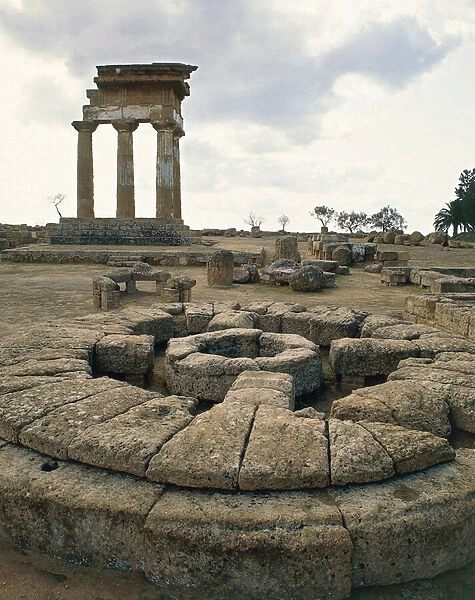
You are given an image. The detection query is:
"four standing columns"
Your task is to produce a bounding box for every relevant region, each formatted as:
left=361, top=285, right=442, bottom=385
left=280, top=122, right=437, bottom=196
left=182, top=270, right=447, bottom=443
left=113, top=120, right=139, bottom=218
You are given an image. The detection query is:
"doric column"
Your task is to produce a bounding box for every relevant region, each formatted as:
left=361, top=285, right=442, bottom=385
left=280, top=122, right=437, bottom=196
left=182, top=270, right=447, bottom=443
left=173, top=129, right=184, bottom=221
left=112, top=120, right=139, bottom=218
left=72, top=120, right=98, bottom=219
left=152, top=122, right=176, bottom=219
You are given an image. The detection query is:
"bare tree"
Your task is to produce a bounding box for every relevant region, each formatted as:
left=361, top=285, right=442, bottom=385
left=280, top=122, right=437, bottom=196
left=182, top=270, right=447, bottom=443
left=48, top=193, right=65, bottom=218
left=244, top=212, right=264, bottom=228
left=278, top=214, right=290, bottom=232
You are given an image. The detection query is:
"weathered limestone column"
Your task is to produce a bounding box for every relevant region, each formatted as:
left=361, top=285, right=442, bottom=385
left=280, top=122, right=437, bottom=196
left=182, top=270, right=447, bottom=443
left=207, top=250, right=234, bottom=287
left=72, top=120, right=98, bottom=218
left=275, top=236, right=300, bottom=262
left=113, top=120, right=139, bottom=218
left=173, top=130, right=184, bottom=221
left=152, top=122, right=175, bottom=219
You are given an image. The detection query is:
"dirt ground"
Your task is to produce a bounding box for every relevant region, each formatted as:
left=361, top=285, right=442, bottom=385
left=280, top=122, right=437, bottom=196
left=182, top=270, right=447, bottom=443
left=0, top=236, right=474, bottom=600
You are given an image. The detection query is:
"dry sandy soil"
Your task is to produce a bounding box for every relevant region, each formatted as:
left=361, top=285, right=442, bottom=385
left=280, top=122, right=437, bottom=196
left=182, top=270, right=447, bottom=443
left=0, top=236, right=474, bottom=600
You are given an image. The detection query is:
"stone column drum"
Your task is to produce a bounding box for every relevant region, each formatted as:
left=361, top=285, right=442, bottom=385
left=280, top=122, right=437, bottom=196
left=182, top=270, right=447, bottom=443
left=153, top=123, right=175, bottom=219
left=72, top=120, right=98, bottom=219
left=113, top=120, right=139, bottom=218
left=275, top=236, right=300, bottom=262
left=207, top=250, right=234, bottom=287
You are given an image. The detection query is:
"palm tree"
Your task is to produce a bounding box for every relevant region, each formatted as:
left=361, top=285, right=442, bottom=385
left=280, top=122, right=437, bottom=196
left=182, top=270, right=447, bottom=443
left=434, top=200, right=464, bottom=236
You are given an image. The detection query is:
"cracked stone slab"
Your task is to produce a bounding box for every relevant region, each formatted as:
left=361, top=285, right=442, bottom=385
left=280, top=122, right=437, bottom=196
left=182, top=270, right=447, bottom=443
left=0, top=377, right=123, bottom=442
left=144, top=487, right=352, bottom=600
left=0, top=358, right=92, bottom=378
left=0, top=444, right=163, bottom=570
left=228, top=370, right=295, bottom=404
left=0, top=346, right=91, bottom=368
left=329, top=419, right=394, bottom=485
left=328, top=449, right=475, bottom=588
left=18, top=384, right=160, bottom=459
left=238, top=406, right=329, bottom=490
left=68, top=395, right=197, bottom=477
left=352, top=380, right=452, bottom=438
left=359, top=421, right=455, bottom=474
left=146, top=403, right=256, bottom=490
left=331, top=394, right=396, bottom=426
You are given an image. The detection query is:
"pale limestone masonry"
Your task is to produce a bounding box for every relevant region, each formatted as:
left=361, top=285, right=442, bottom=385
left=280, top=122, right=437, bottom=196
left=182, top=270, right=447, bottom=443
left=405, top=293, right=475, bottom=339
left=0, top=302, right=474, bottom=598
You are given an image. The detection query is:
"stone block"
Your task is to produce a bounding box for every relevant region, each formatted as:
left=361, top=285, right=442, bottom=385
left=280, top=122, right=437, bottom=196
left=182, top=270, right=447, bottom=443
left=329, top=338, right=419, bottom=378
left=68, top=395, right=196, bottom=476
left=94, top=334, right=154, bottom=375
left=19, top=385, right=158, bottom=459
left=161, top=287, right=180, bottom=302
left=144, top=488, right=352, bottom=600
left=239, top=406, right=329, bottom=490
left=184, top=302, right=214, bottom=333
left=329, top=419, right=394, bottom=485
left=359, top=421, right=455, bottom=474
left=100, top=290, right=121, bottom=309
left=146, top=403, right=256, bottom=489
left=329, top=449, right=475, bottom=588
left=0, top=444, right=162, bottom=570
left=0, top=378, right=123, bottom=443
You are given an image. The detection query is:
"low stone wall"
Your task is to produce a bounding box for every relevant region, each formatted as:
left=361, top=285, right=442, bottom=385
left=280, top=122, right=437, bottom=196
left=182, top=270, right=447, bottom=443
left=405, top=293, right=475, bottom=339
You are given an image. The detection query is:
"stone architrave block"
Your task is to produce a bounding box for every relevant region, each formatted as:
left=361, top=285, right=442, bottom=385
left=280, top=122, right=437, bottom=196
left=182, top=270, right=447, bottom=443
left=0, top=444, right=163, bottom=571
left=143, top=488, right=352, bottom=600
left=239, top=406, right=329, bottom=490
left=94, top=334, right=154, bottom=375
left=328, top=449, right=475, bottom=589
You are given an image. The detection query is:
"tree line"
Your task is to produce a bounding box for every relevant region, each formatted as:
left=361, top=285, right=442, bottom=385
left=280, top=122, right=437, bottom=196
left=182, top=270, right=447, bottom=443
left=309, top=205, right=406, bottom=233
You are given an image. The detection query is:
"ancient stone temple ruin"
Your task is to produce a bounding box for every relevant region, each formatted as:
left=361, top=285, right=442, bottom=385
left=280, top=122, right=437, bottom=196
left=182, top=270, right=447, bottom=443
left=51, top=63, right=197, bottom=245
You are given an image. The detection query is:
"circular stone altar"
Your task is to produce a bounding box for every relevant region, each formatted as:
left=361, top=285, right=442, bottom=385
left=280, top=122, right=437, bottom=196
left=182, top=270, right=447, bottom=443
left=0, top=300, right=473, bottom=600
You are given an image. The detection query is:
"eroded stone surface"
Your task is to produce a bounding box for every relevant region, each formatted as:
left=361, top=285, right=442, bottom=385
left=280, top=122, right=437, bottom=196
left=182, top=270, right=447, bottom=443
left=146, top=403, right=256, bottom=489
left=360, top=421, right=455, bottom=474
left=329, top=449, right=475, bottom=588
left=18, top=385, right=160, bottom=459
left=329, top=419, right=394, bottom=485
left=0, top=378, right=123, bottom=443
left=144, top=487, right=352, bottom=600
left=239, top=406, right=329, bottom=490
left=0, top=444, right=163, bottom=570
left=68, top=395, right=196, bottom=477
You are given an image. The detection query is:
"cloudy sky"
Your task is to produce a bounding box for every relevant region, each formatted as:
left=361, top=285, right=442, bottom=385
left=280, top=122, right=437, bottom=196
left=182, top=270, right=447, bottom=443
left=0, top=0, right=474, bottom=233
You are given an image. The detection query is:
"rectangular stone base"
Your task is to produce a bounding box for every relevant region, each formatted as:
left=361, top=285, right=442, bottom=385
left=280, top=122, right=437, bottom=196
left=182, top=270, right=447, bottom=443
left=50, top=218, right=193, bottom=246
